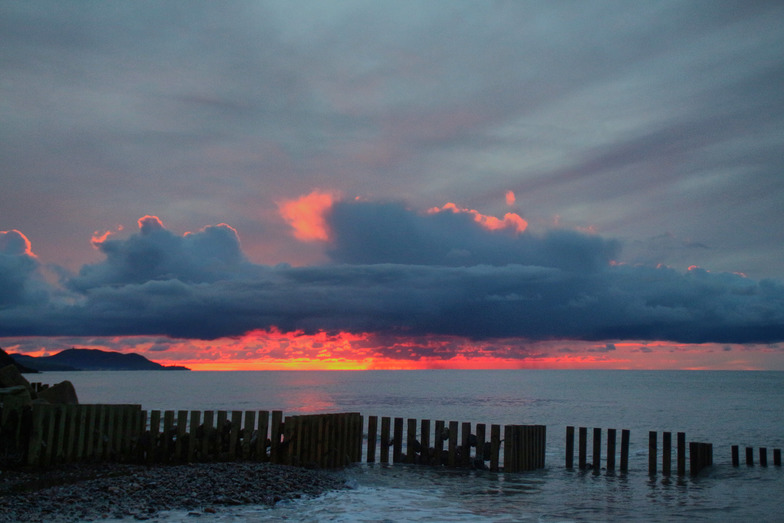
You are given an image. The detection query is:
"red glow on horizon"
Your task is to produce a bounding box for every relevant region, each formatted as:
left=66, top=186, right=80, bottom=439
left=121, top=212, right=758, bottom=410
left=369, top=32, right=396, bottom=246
left=428, top=202, right=527, bottom=234
left=278, top=191, right=336, bottom=242
left=5, top=333, right=779, bottom=371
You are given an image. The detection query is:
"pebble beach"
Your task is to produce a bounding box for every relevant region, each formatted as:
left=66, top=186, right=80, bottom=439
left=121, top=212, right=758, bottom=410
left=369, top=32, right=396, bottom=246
left=0, top=461, right=347, bottom=522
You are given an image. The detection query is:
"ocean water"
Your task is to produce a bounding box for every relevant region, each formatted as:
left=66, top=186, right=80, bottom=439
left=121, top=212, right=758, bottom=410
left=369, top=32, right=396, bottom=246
left=45, top=370, right=784, bottom=521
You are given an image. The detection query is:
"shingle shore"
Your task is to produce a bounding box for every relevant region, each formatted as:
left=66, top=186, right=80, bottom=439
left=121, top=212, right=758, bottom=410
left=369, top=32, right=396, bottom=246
left=0, top=461, right=347, bottom=521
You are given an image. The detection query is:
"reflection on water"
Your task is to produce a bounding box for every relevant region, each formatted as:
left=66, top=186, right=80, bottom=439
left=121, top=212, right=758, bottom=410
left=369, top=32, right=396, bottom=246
left=65, top=370, right=784, bottom=522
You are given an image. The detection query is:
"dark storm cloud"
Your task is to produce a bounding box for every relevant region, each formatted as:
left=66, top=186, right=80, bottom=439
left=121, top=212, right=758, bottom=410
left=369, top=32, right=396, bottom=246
left=3, top=1, right=784, bottom=280
left=68, top=217, right=258, bottom=291
left=1, top=207, right=783, bottom=344
left=0, top=231, right=50, bottom=307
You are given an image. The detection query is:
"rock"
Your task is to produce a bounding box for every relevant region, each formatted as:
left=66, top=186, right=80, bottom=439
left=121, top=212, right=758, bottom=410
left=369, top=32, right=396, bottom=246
left=36, top=380, right=79, bottom=405
left=0, top=365, right=33, bottom=396
left=0, top=385, right=32, bottom=423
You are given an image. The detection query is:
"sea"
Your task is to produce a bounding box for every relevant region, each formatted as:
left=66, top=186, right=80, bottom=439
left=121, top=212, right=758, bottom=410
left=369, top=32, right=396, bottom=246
left=42, top=370, right=784, bottom=522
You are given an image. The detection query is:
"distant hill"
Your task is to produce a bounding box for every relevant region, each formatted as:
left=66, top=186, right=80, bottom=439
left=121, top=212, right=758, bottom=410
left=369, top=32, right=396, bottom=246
left=0, top=347, right=39, bottom=373
left=10, top=348, right=190, bottom=372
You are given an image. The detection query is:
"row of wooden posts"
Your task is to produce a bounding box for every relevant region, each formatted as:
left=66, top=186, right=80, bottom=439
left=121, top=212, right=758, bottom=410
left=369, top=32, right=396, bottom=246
left=1, top=404, right=780, bottom=477
left=1, top=405, right=545, bottom=472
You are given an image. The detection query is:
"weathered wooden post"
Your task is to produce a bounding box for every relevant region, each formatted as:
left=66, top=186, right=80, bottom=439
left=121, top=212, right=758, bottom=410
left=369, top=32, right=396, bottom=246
left=393, top=417, right=404, bottom=463
left=760, top=447, right=768, bottom=467
left=420, top=419, right=430, bottom=464
left=677, top=432, right=686, bottom=476
left=380, top=416, right=391, bottom=464
left=620, top=429, right=630, bottom=472
left=662, top=432, right=672, bottom=476
left=774, top=448, right=782, bottom=466
left=592, top=427, right=601, bottom=474
left=434, top=420, right=445, bottom=466
left=461, top=422, right=472, bottom=468
left=732, top=445, right=740, bottom=467
left=475, top=423, right=485, bottom=466
left=565, top=426, right=574, bottom=469
left=578, top=427, right=587, bottom=469
left=746, top=446, right=754, bottom=466
left=270, top=410, right=283, bottom=463
left=367, top=415, right=378, bottom=463
left=407, top=418, right=417, bottom=464
left=448, top=421, right=458, bottom=468
left=606, top=428, right=616, bottom=472
left=257, top=410, right=269, bottom=461
left=490, top=424, right=501, bottom=472
left=648, top=431, right=657, bottom=475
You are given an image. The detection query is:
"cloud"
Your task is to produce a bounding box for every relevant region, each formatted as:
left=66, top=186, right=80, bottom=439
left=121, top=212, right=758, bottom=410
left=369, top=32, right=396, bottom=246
left=67, top=216, right=256, bottom=292
left=326, top=200, right=614, bottom=271
left=0, top=230, right=50, bottom=307
left=278, top=191, right=336, bottom=242
left=2, top=204, right=784, bottom=346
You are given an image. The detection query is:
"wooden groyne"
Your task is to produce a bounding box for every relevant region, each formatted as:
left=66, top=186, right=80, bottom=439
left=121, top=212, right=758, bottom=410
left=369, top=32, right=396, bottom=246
left=1, top=403, right=781, bottom=480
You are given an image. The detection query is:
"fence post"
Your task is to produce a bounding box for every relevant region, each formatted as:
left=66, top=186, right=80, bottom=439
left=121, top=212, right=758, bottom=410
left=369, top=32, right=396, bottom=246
left=662, top=432, right=671, bottom=476
left=648, top=431, right=657, bottom=475
left=421, top=419, right=431, bottom=465
left=565, top=426, right=574, bottom=469
left=592, top=427, right=601, bottom=474
left=606, top=428, right=616, bottom=472
left=732, top=445, right=740, bottom=467
left=746, top=446, right=754, bottom=466
left=578, top=427, right=587, bottom=469
left=490, top=424, right=501, bottom=472
left=677, top=432, right=686, bottom=476
left=367, top=416, right=378, bottom=463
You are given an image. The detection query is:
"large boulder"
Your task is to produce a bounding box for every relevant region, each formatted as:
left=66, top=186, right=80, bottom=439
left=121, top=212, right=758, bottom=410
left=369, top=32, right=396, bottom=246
left=36, top=380, right=79, bottom=405
left=0, top=364, right=34, bottom=396
left=0, top=385, right=33, bottom=423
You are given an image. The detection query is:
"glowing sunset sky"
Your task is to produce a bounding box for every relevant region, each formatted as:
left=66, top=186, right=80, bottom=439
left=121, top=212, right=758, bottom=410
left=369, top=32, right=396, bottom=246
left=2, top=1, right=784, bottom=370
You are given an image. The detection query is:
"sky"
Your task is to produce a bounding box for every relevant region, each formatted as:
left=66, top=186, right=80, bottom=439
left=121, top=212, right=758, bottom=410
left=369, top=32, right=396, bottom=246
left=2, top=1, right=784, bottom=370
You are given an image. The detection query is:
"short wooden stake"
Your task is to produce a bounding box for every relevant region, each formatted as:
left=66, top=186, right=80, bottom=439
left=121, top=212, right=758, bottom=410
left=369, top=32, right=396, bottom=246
left=489, top=424, right=501, bottom=472
left=746, top=446, right=754, bottom=466
left=565, top=426, right=575, bottom=469
left=760, top=447, right=768, bottom=467
left=732, top=445, right=740, bottom=467
left=592, top=427, right=601, bottom=474
left=366, top=416, right=378, bottom=463
left=662, top=431, right=672, bottom=476
left=648, top=431, right=657, bottom=475
left=434, top=420, right=445, bottom=466
left=380, top=416, right=391, bottom=464
left=620, top=429, right=630, bottom=472
left=606, top=428, right=616, bottom=472
left=475, top=423, right=485, bottom=465
left=448, top=421, right=458, bottom=468
left=393, top=417, right=404, bottom=463
left=578, top=427, right=587, bottom=469
left=677, top=432, right=686, bottom=476
left=407, top=418, right=417, bottom=464
left=461, top=422, right=472, bottom=468
left=774, top=448, right=782, bottom=466
left=270, top=411, right=283, bottom=463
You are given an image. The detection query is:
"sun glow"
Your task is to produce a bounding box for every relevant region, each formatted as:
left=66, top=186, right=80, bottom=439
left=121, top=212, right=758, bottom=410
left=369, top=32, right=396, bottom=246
left=428, top=202, right=527, bottom=234
left=278, top=190, right=336, bottom=242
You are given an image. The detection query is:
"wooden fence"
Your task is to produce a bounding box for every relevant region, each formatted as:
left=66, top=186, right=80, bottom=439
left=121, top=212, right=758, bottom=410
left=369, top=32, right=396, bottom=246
left=1, top=403, right=781, bottom=478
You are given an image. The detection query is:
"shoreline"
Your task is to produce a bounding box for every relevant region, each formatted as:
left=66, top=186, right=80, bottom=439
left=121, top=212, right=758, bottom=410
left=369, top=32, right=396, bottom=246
left=0, top=461, right=347, bottom=522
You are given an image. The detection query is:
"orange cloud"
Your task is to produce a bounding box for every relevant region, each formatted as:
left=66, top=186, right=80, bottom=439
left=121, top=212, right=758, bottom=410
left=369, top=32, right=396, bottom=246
left=278, top=190, right=336, bottom=242
left=0, top=229, right=37, bottom=257
left=505, top=190, right=516, bottom=206
left=428, top=202, right=527, bottom=234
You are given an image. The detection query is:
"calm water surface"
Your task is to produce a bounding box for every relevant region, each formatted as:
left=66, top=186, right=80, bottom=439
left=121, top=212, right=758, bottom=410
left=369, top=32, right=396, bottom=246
left=47, top=370, right=783, bottom=521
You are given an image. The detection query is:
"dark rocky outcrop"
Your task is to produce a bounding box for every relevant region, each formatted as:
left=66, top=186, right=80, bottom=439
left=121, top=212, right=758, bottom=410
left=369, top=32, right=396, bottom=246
left=0, top=347, right=38, bottom=374
left=11, top=348, right=190, bottom=371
